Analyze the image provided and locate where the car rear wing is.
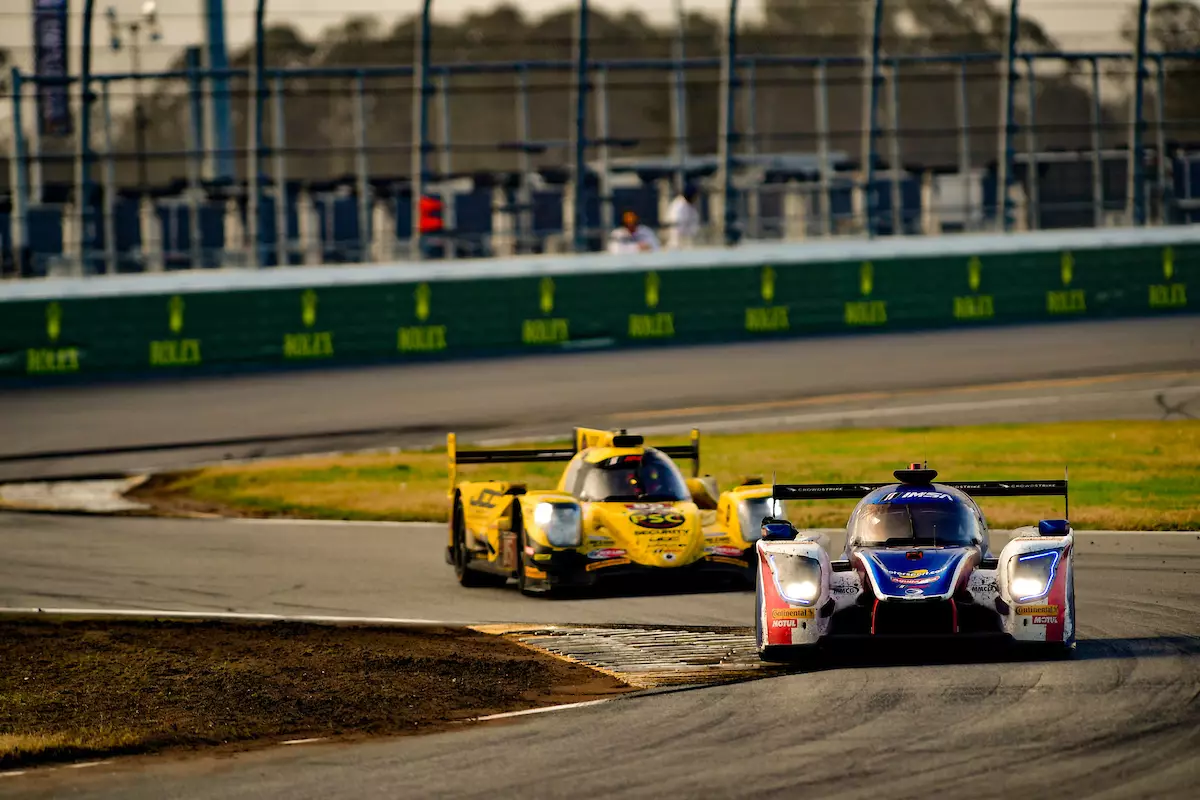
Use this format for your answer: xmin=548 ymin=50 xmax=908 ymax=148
xmin=447 ymin=427 xmax=701 ymax=495
xmin=772 ymin=476 xmax=1069 ymax=516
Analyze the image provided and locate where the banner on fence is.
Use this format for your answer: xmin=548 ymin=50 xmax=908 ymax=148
xmin=32 ymin=0 xmax=72 ymax=137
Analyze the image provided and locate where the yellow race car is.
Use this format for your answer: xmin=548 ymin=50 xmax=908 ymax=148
xmin=445 ymin=427 xmax=778 ymax=595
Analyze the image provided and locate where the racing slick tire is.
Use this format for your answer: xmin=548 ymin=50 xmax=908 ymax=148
xmin=452 ymin=496 xmax=507 ymax=589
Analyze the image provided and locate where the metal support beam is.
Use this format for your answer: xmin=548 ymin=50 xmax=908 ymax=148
xmin=595 ymin=68 xmax=612 ymax=237
xmin=411 ymin=0 xmax=434 ymax=258
xmin=1128 ymin=0 xmax=1150 ymax=226
xmin=860 ymin=0 xmax=884 ymax=237
xmin=719 ymin=0 xmax=740 ymax=246
xmin=1154 ymin=56 xmax=1167 ymax=225
xmin=247 ymin=0 xmax=267 ymax=267
xmin=515 ymin=68 xmax=533 ymax=253
xmin=997 ymin=0 xmax=1021 ymax=231
xmin=572 ymin=0 xmax=591 ymax=253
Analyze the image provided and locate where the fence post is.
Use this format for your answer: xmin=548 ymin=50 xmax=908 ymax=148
xmin=247 ymin=0 xmax=267 ymax=267
xmin=955 ymin=60 xmax=971 ymax=230
xmin=997 ymin=0 xmax=1021 ymax=232
xmin=9 ymin=68 xmax=29 ymax=272
xmin=814 ymin=60 xmax=831 ymax=237
xmin=671 ymin=0 xmax=688 ymax=193
xmin=100 ymin=80 xmax=116 ymax=275
xmin=186 ymin=47 xmax=205 ymax=270
xmin=595 ymin=67 xmax=612 ymax=238
xmin=76 ymin=0 xmax=97 ymax=274
xmin=1154 ymin=56 xmax=1167 ymax=225
xmin=273 ymin=74 xmax=289 ymax=267
xmin=719 ymin=0 xmax=740 ymax=246
xmin=203 ymin=0 xmax=235 ymax=181
xmin=572 ymin=0 xmax=591 ymax=253
xmin=436 ymin=72 xmax=454 ymax=259
xmin=355 ymin=72 xmax=373 ymax=262
xmin=1090 ymin=57 xmax=1104 ymax=228
xmin=887 ymin=62 xmax=902 ymax=236
xmin=1024 ymin=56 xmax=1039 ymax=231
xmin=859 ymin=0 xmax=885 ymax=238
xmin=411 ymin=0 xmax=433 ymax=259
xmin=515 ymin=67 xmax=533 ymax=252
xmin=1128 ymin=0 xmax=1150 ymax=227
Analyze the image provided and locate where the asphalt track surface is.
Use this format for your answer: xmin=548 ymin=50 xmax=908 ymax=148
xmin=2 ymin=517 xmax=1198 ymax=798
xmin=1 ymin=315 xmax=1198 ymax=480
xmin=2 ymin=316 xmax=1199 ymax=797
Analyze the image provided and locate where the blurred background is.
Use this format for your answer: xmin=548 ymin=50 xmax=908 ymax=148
xmin=1 ymin=0 xmax=1198 ymax=276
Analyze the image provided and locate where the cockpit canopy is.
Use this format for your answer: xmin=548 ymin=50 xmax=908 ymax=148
xmin=847 ymin=484 xmax=987 ymax=549
xmin=567 ymin=448 xmax=691 ymax=503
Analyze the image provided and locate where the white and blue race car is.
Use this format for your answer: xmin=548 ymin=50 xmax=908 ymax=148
xmin=754 ymin=464 xmax=1075 ymax=662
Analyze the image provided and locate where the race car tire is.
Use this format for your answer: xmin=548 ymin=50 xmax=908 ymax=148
xmin=758 ymin=644 xmax=820 ymax=666
xmin=453 ymin=497 xmax=507 ymax=589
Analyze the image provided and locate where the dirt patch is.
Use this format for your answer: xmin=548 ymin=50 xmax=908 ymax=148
xmin=0 ymin=618 xmax=630 ymax=769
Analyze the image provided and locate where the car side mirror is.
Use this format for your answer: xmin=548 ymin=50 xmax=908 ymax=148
xmin=1037 ymin=519 xmax=1070 ymax=535
xmin=686 ymin=476 xmax=720 ymax=510
xmin=761 ymin=519 xmax=797 ymax=541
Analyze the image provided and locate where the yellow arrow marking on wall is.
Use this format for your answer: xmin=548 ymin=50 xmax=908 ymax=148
xmin=859 ymin=262 xmax=873 ymax=297
xmin=761 ymin=266 xmax=776 ymax=304
xmin=302 ymin=289 xmax=318 ymax=327
xmin=1164 ymin=247 xmax=1175 ymax=281
xmin=169 ymin=296 xmax=185 ymax=334
xmin=646 ymin=272 xmax=660 ymax=309
xmin=968 ymin=256 xmax=982 ymax=292
xmin=540 ymin=277 xmax=555 ymax=314
xmin=46 ymin=302 xmax=62 ymax=343
xmin=1061 ymin=252 xmax=1074 ymax=287
xmin=415 ymin=283 xmax=431 ymax=322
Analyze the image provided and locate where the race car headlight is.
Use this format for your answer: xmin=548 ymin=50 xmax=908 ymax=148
xmin=533 ymin=502 xmax=582 ymax=547
xmin=739 ymin=497 xmax=784 ymax=543
xmin=1010 ymin=550 xmax=1061 ymax=602
xmin=768 ymin=554 xmax=823 ymax=606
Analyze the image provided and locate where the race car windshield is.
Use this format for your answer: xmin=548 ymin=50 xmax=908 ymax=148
xmin=577 ymin=451 xmax=690 ymax=503
xmin=849 ymin=502 xmax=982 ymax=547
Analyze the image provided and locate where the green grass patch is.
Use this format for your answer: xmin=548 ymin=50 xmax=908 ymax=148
xmin=133 ymin=421 xmax=1200 ymax=531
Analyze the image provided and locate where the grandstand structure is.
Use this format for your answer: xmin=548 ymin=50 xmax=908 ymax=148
xmin=2 ymin=0 xmax=1198 ymax=278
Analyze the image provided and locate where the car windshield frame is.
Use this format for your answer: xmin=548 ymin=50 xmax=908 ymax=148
xmin=575 ymin=450 xmax=691 ymax=503
xmin=848 ymin=498 xmax=983 ymax=548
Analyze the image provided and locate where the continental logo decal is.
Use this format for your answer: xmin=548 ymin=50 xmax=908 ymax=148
xmin=772 ymin=607 xmax=815 ymax=620
xmin=586 ymin=558 xmax=630 ymax=572
xmin=1015 ymin=604 xmax=1059 ymax=616
xmin=630 ymin=511 xmax=686 ymax=529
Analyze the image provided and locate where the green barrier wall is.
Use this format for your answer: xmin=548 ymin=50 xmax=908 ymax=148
xmin=0 ymin=241 xmax=1193 ymax=379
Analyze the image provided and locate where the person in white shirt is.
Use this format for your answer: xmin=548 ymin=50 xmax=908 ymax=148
xmin=666 ymin=185 xmax=701 ymax=249
xmin=608 ymin=210 xmax=660 ymax=254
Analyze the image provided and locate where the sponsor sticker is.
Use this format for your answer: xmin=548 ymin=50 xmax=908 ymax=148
xmin=587 ymin=548 xmax=627 ymax=560
xmin=904 ymin=587 xmax=925 ymax=596
xmin=533 ymin=553 xmax=551 ymax=561
xmin=629 ymin=511 xmax=686 ymax=529
xmin=1033 ymin=615 xmax=1057 ymax=625
xmin=705 ymin=545 xmax=744 ymax=557
xmin=772 ymin=607 xmax=815 ymax=620
xmin=772 ymin=619 xmax=798 ymax=628
xmin=881 ymin=490 xmax=952 ymax=503
xmin=585 ymin=557 xmax=631 ymax=572
xmin=1015 ymin=604 xmax=1059 ymax=616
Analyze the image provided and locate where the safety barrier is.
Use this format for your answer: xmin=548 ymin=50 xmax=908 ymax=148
xmin=1 ymin=226 xmax=1194 ymax=380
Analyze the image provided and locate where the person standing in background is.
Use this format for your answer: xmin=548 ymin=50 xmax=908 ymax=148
xmin=609 ymin=210 xmax=660 ymax=254
xmin=666 ymin=185 xmax=700 ymax=249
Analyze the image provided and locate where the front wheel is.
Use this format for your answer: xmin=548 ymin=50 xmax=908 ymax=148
xmin=453 ymin=498 xmax=506 ymax=588
xmin=516 ymin=521 xmax=551 ymax=597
